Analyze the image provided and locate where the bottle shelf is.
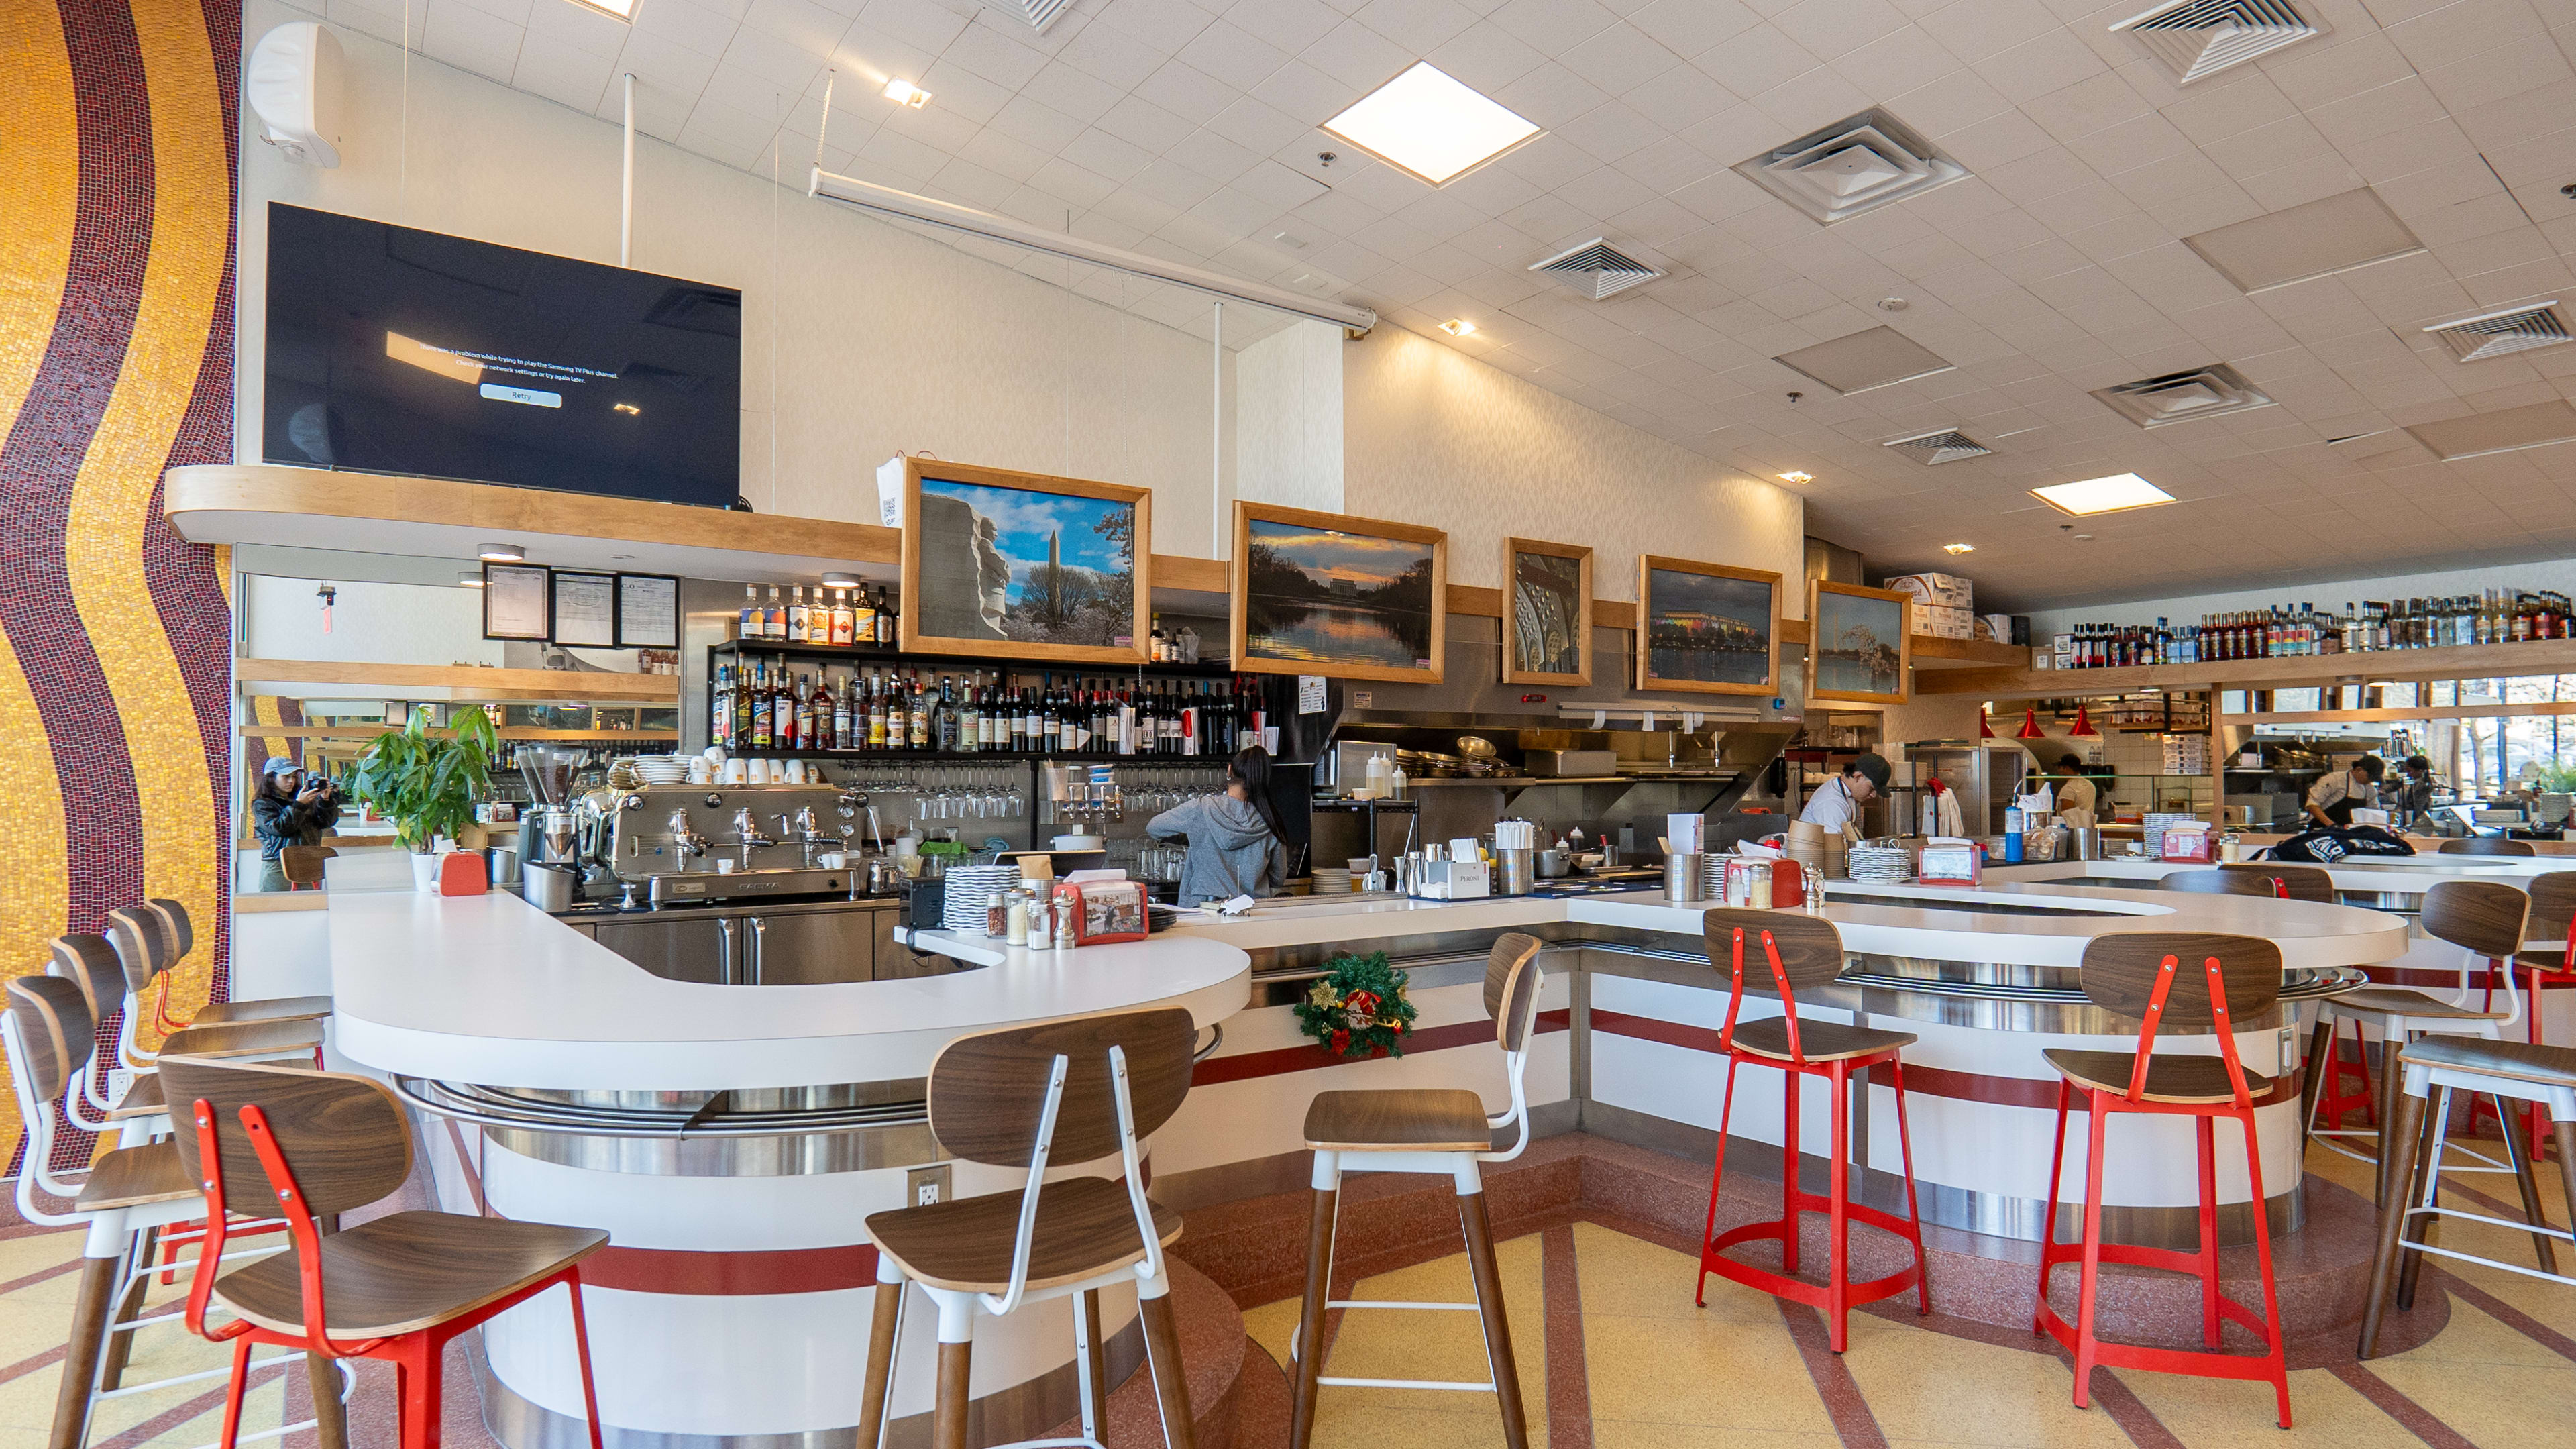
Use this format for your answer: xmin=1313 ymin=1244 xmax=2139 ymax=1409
xmin=711 ymin=639 xmax=1236 ymax=678
xmin=712 ymin=749 xmax=1232 ymax=763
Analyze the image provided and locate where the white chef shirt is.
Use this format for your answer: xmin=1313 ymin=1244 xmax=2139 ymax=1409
xmin=2307 ymin=770 xmax=2375 ymax=817
xmin=1800 ymin=775 xmax=1863 ymax=831
xmin=2056 ymin=775 xmax=2098 ymax=815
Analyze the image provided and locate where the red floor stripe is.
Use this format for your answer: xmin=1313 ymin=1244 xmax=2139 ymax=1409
xmin=1194 ymin=1010 xmax=1571 ymax=1085
xmin=1773 ymin=1301 xmax=1888 ymax=1449
xmin=2326 ymin=1361 xmax=2477 ymax=1449
xmin=1539 ymin=1224 xmax=1590 ymax=1449
xmin=0 ymin=1254 xmax=84 ymax=1298
xmin=0 ymin=1343 xmax=68 ymax=1387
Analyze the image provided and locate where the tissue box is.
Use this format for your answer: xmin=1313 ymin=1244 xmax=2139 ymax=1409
xmin=1883 ymin=572 xmax=1973 ymax=610
xmin=2159 ymin=823 xmax=2214 ymax=863
xmin=1917 ymin=842 xmax=1982 ymax=885
xmin=1919 ymin=606 xmax=1975 ymax=640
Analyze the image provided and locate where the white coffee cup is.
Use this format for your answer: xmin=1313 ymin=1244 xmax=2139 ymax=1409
xmin=722 ymin=759 xmax=747 ymax=785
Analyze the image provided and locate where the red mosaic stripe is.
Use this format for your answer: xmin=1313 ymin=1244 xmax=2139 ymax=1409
xmin=579 ymin=1242 xmax=884 ymax=1297
xmin=1192 ymin=1009 xmax=1572 ymax=1085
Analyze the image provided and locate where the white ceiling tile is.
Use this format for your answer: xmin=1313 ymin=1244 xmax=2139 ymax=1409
xmin=1163 ymin=126 xmax=1263 ymax=182
xmin=1488 ymin=0 xmax=1625 ymax=51
xmin=857 ymin=0 xmax=974 ymax=56
xmin=1059 ymin=125 xmax=1156 ymax=181
xmin=1912 ymin=0 xmax=2063 ymax=65
xmin=1298 ymin=17 xmax=1418 ymax=87
xmin=1173 ymin=18 xmax=1295 ymax=90
xmin=1769 ymin=0 xmax=1909 ymax=60
xmin=514 ymin=32 xmax=618 ymax=110
xmin=1625 ymin=0 xmax=1764 ymax=57
xmin=1226 ymin=0 xmax=1347 ymax=54
xmin=943 ymin=21 xmax=1053 ymax=90
xmin=423 ymin=0 xmax=527 ymax=83
xmin=1560 ymin=20 xmax=1685 ymax=91
xmin=1351 ymin=0 xmax=1484 ymax=52
xmin=1828 ymin=25 xmax=1967 ymax=101
xmin=1055 ymin=18 xmax=1171 ymax=87
xmin=984 ymin=93 xmax=1079 ymax=150
xmin=1095 ymin=93 xmax=1193 ymax=150
xmin=2416 ymin=41 xmax=2576 ymax=115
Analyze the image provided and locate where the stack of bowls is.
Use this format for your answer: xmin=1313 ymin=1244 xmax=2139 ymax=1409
xmin=633 ymin=755 xmax=690 ymax=785
xmin=1312 ymin=866 xmax=1354 ymax=895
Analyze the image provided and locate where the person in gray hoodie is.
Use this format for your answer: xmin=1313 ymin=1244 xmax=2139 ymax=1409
xmin=1146 ymin=745 xmax=1291 ymax=906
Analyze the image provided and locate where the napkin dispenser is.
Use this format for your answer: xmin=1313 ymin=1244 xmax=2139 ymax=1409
xmin=1410 ymin=856 xmax=1491 ymax=900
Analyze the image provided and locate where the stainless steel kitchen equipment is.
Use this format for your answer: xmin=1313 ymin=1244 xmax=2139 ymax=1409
xmin=1902 ymin=739 xmax=2033 ymax=840
xmin=610 ymin=784 xmax=867 ymax=883
xmin=1524 ymin=748 xmax=1618 ymax=777
xmin=556 ymin=896 xmax=912 ymax=985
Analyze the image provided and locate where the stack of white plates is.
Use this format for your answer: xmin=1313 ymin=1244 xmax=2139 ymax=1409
xmin=1700 ymin=855 xmax=1729 ymax=896
xmin=632 ymin=755 xmax=690 ymax=784
xmin=940 ymin=865 xmax=1024 ymax=931
xmin=1847 ymin=843 xmax=1914 ymax=883
xmin=1313 ymin=867 xmax=1355 ymax=895
xmin=2142 ymin=812 xmax=2197 ymax=857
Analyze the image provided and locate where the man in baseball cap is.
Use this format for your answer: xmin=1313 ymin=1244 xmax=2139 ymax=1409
xmin=1801 ymin=751 xmax=1890 ymax=833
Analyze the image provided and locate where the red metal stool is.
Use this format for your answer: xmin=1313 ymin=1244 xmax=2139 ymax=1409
xmin=2033 ymin=931 xmax=2290 ymax=1427
xmin=2504 ymin=871 xmax=2576 ymax=1161
xmin=1695 ymin=910 xmax=1929 ymax=1352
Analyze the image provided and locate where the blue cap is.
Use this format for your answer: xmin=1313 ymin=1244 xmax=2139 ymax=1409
xmin=261 ymin=756 xmax=300 ymax=777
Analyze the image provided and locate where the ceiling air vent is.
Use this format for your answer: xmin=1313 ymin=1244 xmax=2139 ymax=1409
xmin=1529 ymin=238 xmax=1664 ymax=299
xmin=2110 ymin=0 xmax=2326 ymax=85
xmin=1883 ymin=429 xmax=1992 ymax=464
xmin=2425 ymin=302 xmax=2572 ymax=362
xmin=1733 ymin=109 xmax=1967 ymax=225
xmin=975 ymin=0 xmax=1075 ymax=32
xmin=2091 ymin=364 xmax=2275 ymax=429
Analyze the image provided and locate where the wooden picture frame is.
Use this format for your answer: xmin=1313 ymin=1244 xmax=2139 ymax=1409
xmin=549 ymin=570 xmax=619 ymax=648
xmin=1501 ymin=537 xmax=1593 ymax=686
xmin=898 ymin=458 xmax=1150 ymax=666
xmin=1634 ymin=557 xmax=1780 ymax=696
xmin=1808 ymin=579 xmax=1913 ymax=704
xmin=1231 ymin=501 xmax=1446 ymax=684
xmin=480 ymin=563 xmax=551 ymax=641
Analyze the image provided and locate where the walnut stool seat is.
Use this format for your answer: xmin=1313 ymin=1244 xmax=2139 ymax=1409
xmin=1289 ymin=934 xmax=1549 ymax=1449
xmin=190 ymin=995 xmax=333 ymax=1027
xmin=2361 ymin=1034 xmax=2576 ymax=1359
xmin=1727 ymin=1014 xmax=1915 ymax=1064
xmin=2043 ymin=1049 xmax=2276 ymax=1104
xmin=859 ymin=1010 xmax=1203 ymax=1449
xmin=213 ymin=1210 xmax=608 ymax=1339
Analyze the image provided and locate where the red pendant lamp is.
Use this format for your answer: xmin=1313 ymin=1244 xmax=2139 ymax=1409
xmin=2068 ymin=703 xmax=2100 ymax=738
xmin=1978 ymin=710 xmax=1995 ymax=739
xmin=2016 ymin=707 xmax=2046 ymax=739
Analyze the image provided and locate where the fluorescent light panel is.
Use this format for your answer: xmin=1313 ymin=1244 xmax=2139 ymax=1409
xmin=2031 ymin=474 xmax=2175 ymax=515
xmin=567 ymin=0 xmax=637 ymax=18
xmin=1321 ymin=62 xmax=1542 ymax=187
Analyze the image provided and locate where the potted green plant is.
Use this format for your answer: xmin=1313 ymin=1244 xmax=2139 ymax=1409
xmin=352 ymin=706 xmax=501 ymax=890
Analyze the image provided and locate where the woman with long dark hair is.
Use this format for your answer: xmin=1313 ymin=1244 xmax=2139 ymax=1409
xmin=1145 ymin=745 xmax=1289 ymax=906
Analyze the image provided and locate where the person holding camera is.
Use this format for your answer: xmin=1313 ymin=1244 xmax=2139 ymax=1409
xmin=252 ymin=755 xmax=341 ymax=892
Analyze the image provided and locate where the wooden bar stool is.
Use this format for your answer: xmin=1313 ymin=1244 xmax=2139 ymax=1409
xmin=2358 ymin=1034 xmax=2576 ymax=1359
xmin=2034 ymin=931 xmax=2291 ymax=1427
xmin=2440 ymin=837 xmax=2536 ymax=855
xmin=2162 ymin=867 xmax=2379 ymax=1144
xmin=1289 ymin=934 xmax=1547 ymax=1449
xmin=6 ymin=979 xmax=346 ymax=1449
xmin=1695 ymin=910 xmax=1929 ymax=1352
xmin=2161 ymin=864 xmax=2334 ymax=902
xmin=2306 ymin=879 xmax=2529 ymax=1201
xmin=2504 ymin=872 xmax=2576 ymax=1160
xmin=855 ymin=1008 xmax=1200 ymax=1449
xmin=159 ymin=1053 xmax=608 ymax=1449
xmin=107 ymin=902 xmax=331 ymax=1047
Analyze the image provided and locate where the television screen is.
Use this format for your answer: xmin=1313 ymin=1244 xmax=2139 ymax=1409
xmin=263 ymin=203 xmax=741 ymax=508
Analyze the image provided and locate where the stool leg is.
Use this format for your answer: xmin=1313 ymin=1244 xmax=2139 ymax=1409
xmin=2375 ymin=1028 xmax=2409 ymax=1206
xmin=1889 ymin=1057 xmax=1929 ymax=1314
xmin=2351 ymin=1018 xmax=2376 ymax=1125
xmin=2397 ymin=1087 xmax=2449 ymax=1311
xmin=2033 ymin=1079 xmax=2072 ymax=1336
xmin=1780 ymin=1066 xmax=1803 ymax=1277
xmin=1075 ymin=1289 xmax=1106 ymax=1443
xmin=2497 ymin=1095 xmax=2559 ymax=1275
xmin=1456 ymin=1171 xmax=1529 ymax=1449
xmin=856 ymin=1274 xmax=904 ymax=1449
xmin=307 ymin=1353 xmax=349 ymax=1449
xmin=1288 ymin=1156 xmax=1338 ymax=1449
xmin=217 ymin=1336 xmax=253 ymax=1449
xmin=1827 ymin=1063 xmax=1851 ymax=1353
xmin=2299 ymin=1016 xmax=2335 ymax=1143
xmin=932 ymin=1338 xmax=971 ymax=1449
xmin=1696 ymin=1056 xmax=1741 ymax=1309
xmin=2555 ymin=1120 xmax=2576 ymax=1252
xmin=47 ymin=1253 xmax=121 ymax=1449
xmin=97 ymin=1226 xmax=156 ymax=1391
xmin=395 ymin=1335 xmax=442 ymax=1449
xmin=2235 ymin=1107 xmax=2292 ymax=1429
xmin=2357 ymin=1085 xmax=2429 ymax=1358
xmin=566 ymin=1275 xmax=606 ymax=1449
xmin=2070 ymin=1091 xmax=2110 ymax=1410
xmin=2196 ymin=1114 xmax=2220 ymax=1350
xmin=1139 ymin=1272 xmax=1197 ymax=1449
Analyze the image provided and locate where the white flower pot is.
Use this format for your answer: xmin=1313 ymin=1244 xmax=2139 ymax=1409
xmin=412 ymin=851 xmax=441 ymax=892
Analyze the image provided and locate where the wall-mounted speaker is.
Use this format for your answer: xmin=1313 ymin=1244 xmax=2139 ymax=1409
xmin=246 ymin=21 xmax=343 ymax=168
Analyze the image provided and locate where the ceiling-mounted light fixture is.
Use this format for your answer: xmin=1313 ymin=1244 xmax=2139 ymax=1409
xmin=2030 ymin=473 xmax=2175 ymax=517
xmin=2017 ymin=708 xmax=2047 ymax=739
xmin=1439 ymin=318 xmax=1477 ymax=336
xmin=1979 ymin=712 xmax=1996 ymax=739
xmin=1320 ymin=61 xmax=1542 ymax=187
xmin=821 ymin=572 xmax=861 ymax=590
xmin=478 ymin=541 xmax=526 ymax=562
xmin=458 ymin=570 xmax=486 ymax=588
xmin=2068 ymin=704 xmax=2100 ymax=738
xmin=1942 ymin=543 xmax=1975 ymax=554
xmin=1779 ymin=471 xmax=1813 ymax=484
xmin=566 ymin=0 xmax=638 ymax=19
xmin=882 ymin=78 xmax=930 ymax=108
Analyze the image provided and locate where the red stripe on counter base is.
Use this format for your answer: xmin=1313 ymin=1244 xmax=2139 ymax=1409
xmin=1587 ymin=1010 xmax=2300 ymax=1108
xmin=580 ymin=1242 xmax=881 ymax=1296
xmin=1193 ymin=1010 xmax=1570 ymax=1086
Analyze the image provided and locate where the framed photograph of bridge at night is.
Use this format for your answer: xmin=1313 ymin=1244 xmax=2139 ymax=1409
xmin=1636 ymin=556 xmax=1780 ymax=697
xmin=1808 ymin=578 xmax=1913 ymax=704
xmin=1502 ymin=537 xmax=1593 ymax=686
xmin=897 ymin=457 xmax=1150 ymax=667
xmin=1231 ymin=501 xmax=1446 ymax=684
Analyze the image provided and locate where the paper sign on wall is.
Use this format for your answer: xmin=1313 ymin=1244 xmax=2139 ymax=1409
xmin=875 ymin=455 xmax=908 ymax=527
xmin=1297 ymin=676 xmax=1327 ymax=714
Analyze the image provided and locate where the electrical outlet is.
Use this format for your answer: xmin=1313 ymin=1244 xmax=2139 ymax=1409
xmin=107 ymin=1067 xmax=135 ymax=1105
xmin=2278 ymin=1028 xmax=2298 ymax=1075
xmin=906 ymin=1164 xmax=951 ymax=1208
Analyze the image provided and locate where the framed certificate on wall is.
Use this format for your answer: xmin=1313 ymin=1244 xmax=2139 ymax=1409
xmin=481 ymin=564 xmax=551 ymax=641
xmin=551 ymin=570 xmax=619 ymax=648
xmin=615 ymin=573 xmax=681 ymax=649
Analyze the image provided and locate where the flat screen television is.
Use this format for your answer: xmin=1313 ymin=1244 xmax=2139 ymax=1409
xmin=263 ymin=203 xmax=741 ymax=508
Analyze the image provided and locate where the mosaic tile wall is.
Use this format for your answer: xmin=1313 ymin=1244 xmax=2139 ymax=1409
xmin=1 ymin=0 xmax=240 ymax=1171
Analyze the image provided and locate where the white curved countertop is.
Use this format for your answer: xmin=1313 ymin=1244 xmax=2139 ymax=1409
xmin=327 ymin=890 xmax=1248 ymax=1091
xmin=906 ymin=875 xmax=2409 ymax=973
xmin=1986 ymin=857 xmax=2563 ymax=893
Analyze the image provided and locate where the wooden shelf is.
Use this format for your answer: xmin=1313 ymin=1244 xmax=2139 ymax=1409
xmin=1918 ymin=637 xmax=2576 ymax=698
xmin=714 ymin=639 xmax=1238 ymax=678
xmin=2233 ymin=699 xmax=2576 ymax=726
xmin=237 ymin=724 xmax=679 ymax=741
xmin=235 ymin=659 xmax=681 ymax=703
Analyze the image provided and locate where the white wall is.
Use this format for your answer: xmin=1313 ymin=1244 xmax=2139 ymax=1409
xmin=1233 ymin=320 xmax=1344 ymax=515
xmin=2027 ymin=558 xmax=2576 ymax=640
xmin=237 ymin=0 xmax=1241 ymax=558
xmin=243 ymin=575 xmax=498 ymax=666
xmin=1340 ymin=327 xmax=1803 ymax=607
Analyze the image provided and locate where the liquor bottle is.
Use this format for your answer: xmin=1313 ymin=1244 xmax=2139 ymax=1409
xmin=828 ymin=588 xmax=852 ymax=645
xmin=1149 ymin=616 xmax=1168 ymax=663
xmin=739 ymin=584 xmax=760 ymax=640
xmin=712 ymin=663 xmax=733 ymax=747
xmin=853 ymin=589 xmax=877 ymax=645
xmin=759 ymin=585 xmax=780 ymax=639
xmin=873 ymin=588 xmax=896 ymax=646
xmin=830 ymin=672 xmax=851 ymax=749
xmin=750 ymin=663 xmax=774 ymax=750
xmin=865 ymin=672 xmax=887 ymax=749
xmin=736 ymin=659 xmax=756 ymax=743
xmin=959 ymin=676 xmax=981 ymax=753
xmin=788 ymin=586 xmax=809 ymax=643
xmin=888 ymin=674 xmax=910 ymax=751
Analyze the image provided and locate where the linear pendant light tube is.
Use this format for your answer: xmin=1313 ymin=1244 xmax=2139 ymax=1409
xmin=808 ymin=167 xmax=1377 ymax=334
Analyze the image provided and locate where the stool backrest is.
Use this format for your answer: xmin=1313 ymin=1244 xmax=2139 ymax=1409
xmin=4 ymin=974 xmax=91 ymax=1106
xmin=1701 ymin=909 xmax=1845 ymax=995
xmin=281 ymin=845 xmax=336 ymax=888
xmin=103 ymin=908 xmax=165 ymax=991
xmin=146 ymin=898 xmax=195 ymax=960
xmin=924 ymin=1008 xmax=1193 ymax=1314
xmin=1485 ymin=932 xmax=1544 ymax=1054
xmin=2440 ymin=837 xmax=2536 ymax=855
xmin=2077 ymin=932 xmax=2282 ymax=1027
xmin=2162 ymin=868 xmax=2284 ymax=899
xmin=2422 ymin=879 xmax=2530 ymax=958
xmin=158 ymin=1055 xmax=413 ymax=1217
xmin=2221 ymin=862 xmax=2334 ymax=902
xmin=2527 ymin=872 xmax=2576 ymax=965
xmin=49 ymin=934 xmax=129 ymax=1022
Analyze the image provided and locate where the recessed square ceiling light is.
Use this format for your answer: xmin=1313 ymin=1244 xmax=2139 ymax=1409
xmin=1779 ymin=471 xmax=1813 ymax=484
xmin=2182 ymin=188 xmax=2422 ymax=294
xmin=1320 ymin=62 xmax=1543 ymax=188
xmin=567 ymin=0 xmax=638 ymax=19
xmin=1439 ymin=318 xmax=1477 ymax=336
xmin=882 ymin=79 xmax=931 ymax=108
xmin=2031 ymin=474 xmax=2176 ymax=516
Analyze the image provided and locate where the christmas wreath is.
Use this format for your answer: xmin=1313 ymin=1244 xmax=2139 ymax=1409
xmin=1294 ymin=951 xmax=1419 ymax=1060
